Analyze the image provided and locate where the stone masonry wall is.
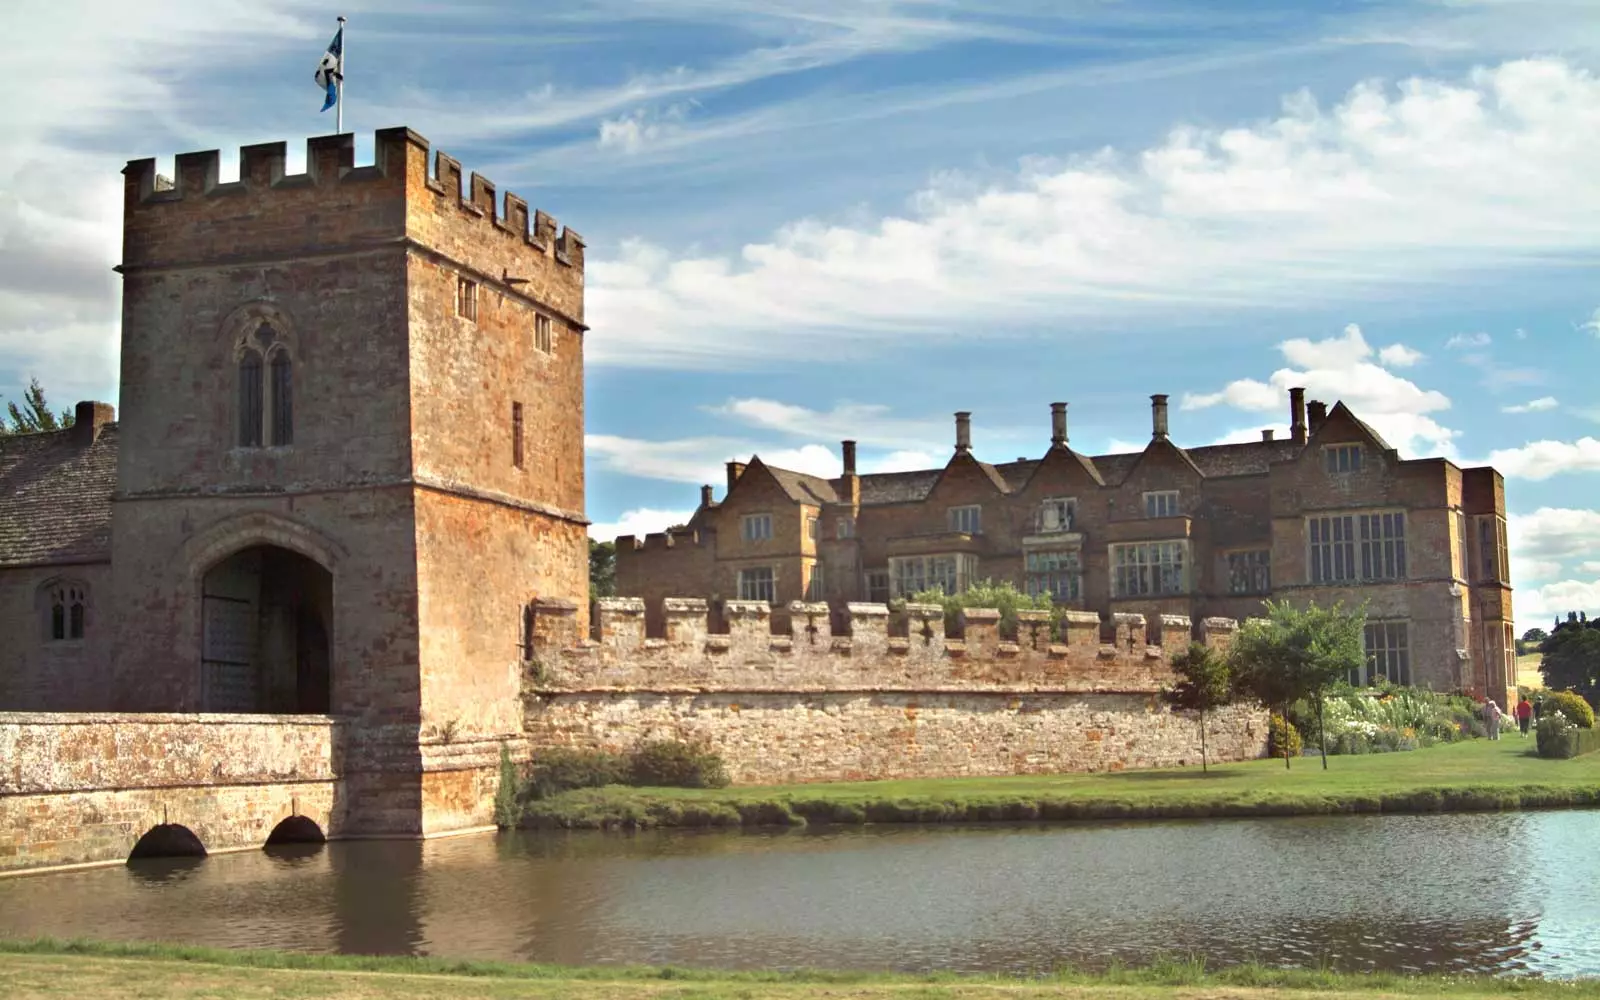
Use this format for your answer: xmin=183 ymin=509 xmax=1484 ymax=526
xmin=524 ymin=597 xmax=1267 ymax=782
xmin=0 ymin=713 xmax=340 ymax=873
xmin=528 ymin=692 xmax=1264 ymax=784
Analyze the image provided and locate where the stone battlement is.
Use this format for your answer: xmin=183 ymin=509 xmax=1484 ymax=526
xmin=121 ymin=128 xmax=584 ymax=297
xmin=525 ymin=597 xmax=1237 ymax=694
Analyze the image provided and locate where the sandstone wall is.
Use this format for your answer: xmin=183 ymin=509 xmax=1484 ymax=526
xmin=0 ymin=713 xmax=339 ymax=873
xmin=527 ymin=692 xmax=1264 ymax=784
xmin=525 ymin=598 xmax=1267 ymax=782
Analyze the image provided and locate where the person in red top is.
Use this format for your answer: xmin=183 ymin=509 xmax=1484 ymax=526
xmin=1516 ymin=695 xmax=1534 ymax=737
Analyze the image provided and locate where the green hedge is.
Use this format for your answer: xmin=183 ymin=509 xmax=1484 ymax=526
xmin=1536 ymin=716 xmax=1600 ymax=759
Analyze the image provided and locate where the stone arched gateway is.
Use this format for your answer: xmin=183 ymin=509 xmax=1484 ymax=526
xmin=177 ymin=512 xmax=346 ymax=714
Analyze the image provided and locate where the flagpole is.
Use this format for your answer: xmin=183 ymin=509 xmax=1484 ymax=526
xmin=336 ymin=16 xmax=346 ymax=134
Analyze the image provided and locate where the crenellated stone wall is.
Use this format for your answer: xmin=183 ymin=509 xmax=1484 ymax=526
xmin=522 ymin=598 xmax=1267 ymax=783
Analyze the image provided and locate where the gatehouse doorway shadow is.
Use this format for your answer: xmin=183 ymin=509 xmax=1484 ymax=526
xmin=200 ymin=545 xmax=332 ymax=714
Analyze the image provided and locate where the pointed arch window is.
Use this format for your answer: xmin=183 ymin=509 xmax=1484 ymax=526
xmin=45 ymin=583 xmax=88 ymax=642
xmin=270 ymin=349 xmax=294 ymax=446
xmin=238 ymin=350 xmax=264 ymax=447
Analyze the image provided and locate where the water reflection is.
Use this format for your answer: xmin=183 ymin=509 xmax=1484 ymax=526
xmin=1 ymin=812 xmax=1595 ymax=978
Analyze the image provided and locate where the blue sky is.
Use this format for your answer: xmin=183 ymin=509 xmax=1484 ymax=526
xmin=2 ymin=0 xmax=1598 ymax=622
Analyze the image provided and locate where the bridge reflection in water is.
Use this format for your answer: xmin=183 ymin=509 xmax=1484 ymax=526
xmin=1 ymin=811 xmax=1595 ymax=979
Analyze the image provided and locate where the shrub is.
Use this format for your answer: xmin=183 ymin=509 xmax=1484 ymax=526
xmin=1541 ymin=690 xmax=1595 ymax=729
xmin=629 ymin=740 xmax=730 ymax=789
xmin=1536 ymin=713 xmax=1600 ymax=759
xmin=1268 ymin=714 xmax=1302 ymax=758
xmin=899 ymin=578 xmax=1055 ymax=637
xmin=493 ymin=743 xmax=521 ymax=827
xmin=527 ymin=747 xmax=629 ymax=800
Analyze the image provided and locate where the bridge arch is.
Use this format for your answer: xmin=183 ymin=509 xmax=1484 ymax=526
xmin=265 ymin=814 xmax=326 ymax=846
xmin=128 ymin=823 xmax=207 ymax=861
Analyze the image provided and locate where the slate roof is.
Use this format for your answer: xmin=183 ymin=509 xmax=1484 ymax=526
xmin=765 ymin=435 xmax=1307 ymax=507
xmin=0 ymin=426 xmax=119 ymax=567
xmin=768 ymin=467 xmax=839 ymax=505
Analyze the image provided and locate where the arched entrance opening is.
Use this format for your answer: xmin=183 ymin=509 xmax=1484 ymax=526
xmin=200 ymin=545 xmax=332 ymax=713
xmin=128 ymin=823 xmax=207 ymax=861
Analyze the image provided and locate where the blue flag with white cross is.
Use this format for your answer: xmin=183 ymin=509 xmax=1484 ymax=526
xmin=314 ymin=26 xmax=343 ymax=112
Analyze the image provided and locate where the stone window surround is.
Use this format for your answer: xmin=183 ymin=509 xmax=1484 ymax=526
xmin=457 ymin=276 xmax=478 ymax=321
xmin=1110 ymin=539 xmax=1189 ymax=598
xmin=889 ymin=553 xmax=978 ymax=598
xmin=1025 ymin=548 xmax=1082 ymax=600
xmin=1360 ymin=618 xmax=1411 ymax=686
xmin=947 ymin=504 xmax=982 ymax=535
xmin=224 ymin=301 xmax=299 ymax=453
xmin=38 ymin=578 xmax=90 ymax=643
xmin=1222 ymin=548 xmax=1271 ymax=595
xmin=533 ymin=312 xmax=553 ymax=353
xmin=1325 ymin=442 xmax=1364 ymax=474
xmin=737 ymin=565 xmax=776 ymax=602
xmin=741 ymin=512 xmax=773 ymax=542
xmin=1036 ymin=496 xmax=1078 ymax=533
xmin=1308 ymin=508 xmax=1408 ymax=585
xmin=1143 ymin=490 xmax=1180 ymax=518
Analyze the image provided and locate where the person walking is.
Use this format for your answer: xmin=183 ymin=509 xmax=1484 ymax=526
xmin=1516 ymin=695 xmax=1534 ymax=738
xmin=1484 ymin=698 xmax=1503 ymax=741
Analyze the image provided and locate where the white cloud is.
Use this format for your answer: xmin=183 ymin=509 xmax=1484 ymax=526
xmin=1507 ymin=507 xmax=1600 ymax=582
xmin=1446 ymin=332 xmax=1492 ymax=349
xmin=590 ymin=507 xmax=696 ymax=541
xmin=1580 ymin=307 xmax=1600 ymax=337
xmin=1515 ymin=579 xmax=1600 ymax=622
xmin=597 ymin=103 xmax=697 ymax=154
xmin=1502 ymin=397 xmax=1558 ymax=414
xmin=586 ymin=58 xmax=1600 ymax=367
xmin=1482 ymin=438 xmax=1600 ymax=480
xmin=1581 ymin=561 xmax=1600 ymax=574
xmin=586 ymin=431 xmax=943 ymax=486
xmin=1182 ymin=323 xmax=1456 ymax=458
xmin=1377 ymin=343 xmax=1423 ymax=367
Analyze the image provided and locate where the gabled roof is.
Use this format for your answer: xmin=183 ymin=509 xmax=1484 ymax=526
xmin=768 ymin=466 xmax=839 ymax=505
xmin=1015 ymin=445 xmax=1106 ymax=493
xmin=857 ymin=468 xmax=942 ymax=505
xmin=0 ymin=426 xmax=119 ymax=567
xmin=1325 ymin=401 xmax=1395 ymax=452
xmin=1183 ymin=439 xmax=1304 ymax=477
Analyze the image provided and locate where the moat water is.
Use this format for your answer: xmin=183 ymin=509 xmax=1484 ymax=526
xmin=2 ymin=811 xmax=1597 ymax=978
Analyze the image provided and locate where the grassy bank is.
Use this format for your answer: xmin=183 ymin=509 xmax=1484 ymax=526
xmin=1 ymin=939 xmax=1597 ymax=1000
xmin=520 ymin=737 xmax=1600 ymax=830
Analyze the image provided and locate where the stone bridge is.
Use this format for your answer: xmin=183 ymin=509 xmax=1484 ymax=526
xmin=0 ymin=713 xmax=512 ymax=875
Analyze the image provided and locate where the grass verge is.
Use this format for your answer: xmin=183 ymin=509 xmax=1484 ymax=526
xmin=520 ymin=737 xmax=1600 ymax=830
xmin=1 ymin=938 xmax=1597 ymax=1000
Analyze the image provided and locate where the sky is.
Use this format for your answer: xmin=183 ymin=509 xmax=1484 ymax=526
xmin=1 ymin=0 xmax=1597 ymax=624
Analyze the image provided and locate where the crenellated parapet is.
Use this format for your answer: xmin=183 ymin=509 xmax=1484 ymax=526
xmin=525 ymin=597 xmax=1241 ymax=695
xmin=121 ymin=128 xmax=584 ymax=320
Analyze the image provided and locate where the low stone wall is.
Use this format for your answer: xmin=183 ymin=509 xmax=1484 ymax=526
xmin=525 ymin=692 xmax=1267 ymax=784
xmin=0 ymin=713 xmax=343 ymax=874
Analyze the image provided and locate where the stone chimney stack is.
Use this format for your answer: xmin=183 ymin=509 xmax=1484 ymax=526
xmin=72 ymin=401 xmax=115 ymax=448
xmin=725 ymin=460 xmax=746 ymax=494
xmin=842 ymin=440 xmax=857 ymax=476
xmin=1289 ymin=387 xmax=1307 ymax=444
xmin=1261 ymin=429 xmax=1275 ymax=442
xmin=700 ymin=484 xmax=714 ymax=507
xmin=1150 ymin=394 xmax=1169 ymax=441
xmin=1307 ymin=400 xmax=1328 ymax=434
xmin=954 ymin=411 xmax=972 ymax=454
xmin=1050 ymin=402 xmax=1068 ymax=446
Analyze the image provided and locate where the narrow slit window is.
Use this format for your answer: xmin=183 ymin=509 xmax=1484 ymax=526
xmin=457 ymin=277 xmax=478 ymax=321
xmin=534 ymin=314 xmax=553 ymax=353
xmin=512 ymin=401 xmax=524 ymax=468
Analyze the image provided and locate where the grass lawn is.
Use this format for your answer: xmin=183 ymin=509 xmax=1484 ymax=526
xmin=2 ymin=941 xmax=1597 ymax=1000
xmin=521 ymin=736 xmax=1600 ymax=829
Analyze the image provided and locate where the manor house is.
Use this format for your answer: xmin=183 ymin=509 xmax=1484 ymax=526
xmin=615 ymin=394 xmax=1517 ymax=697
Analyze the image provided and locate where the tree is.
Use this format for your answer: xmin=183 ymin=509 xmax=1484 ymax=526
xmin=1540 ymin=626 xmax=1600 ymax=706
xmin=1522 ymin=627 xmax=1548 ymax=646
xmin=0 ymin=378 xmax=75 ymax=436
xmin=589 ymin=538 xmax=616 ymax=598
xmin=1231 ymin=600 xmax=1367 ymax=770
xmin=1163 ymin=642 xmax=1234 ymax=773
